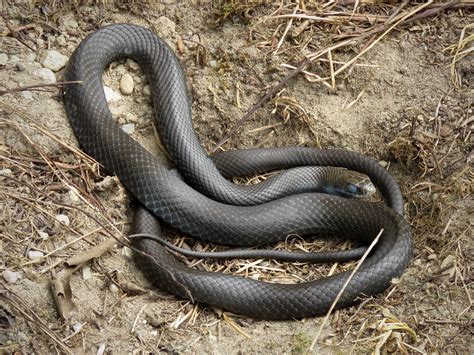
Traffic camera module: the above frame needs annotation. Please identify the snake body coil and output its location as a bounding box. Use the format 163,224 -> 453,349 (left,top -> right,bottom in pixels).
64,24 -> 412,319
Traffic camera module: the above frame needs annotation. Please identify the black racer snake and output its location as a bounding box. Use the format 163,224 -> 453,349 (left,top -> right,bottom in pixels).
63,24 -> 412,319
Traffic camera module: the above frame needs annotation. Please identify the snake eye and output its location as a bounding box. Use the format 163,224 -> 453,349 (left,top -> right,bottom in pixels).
347,183 -> 359,195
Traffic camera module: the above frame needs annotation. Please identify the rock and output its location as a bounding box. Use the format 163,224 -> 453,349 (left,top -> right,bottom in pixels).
55,214 -> 70,226
103,86 -> 121,103
121,246 -> 133,259
9,55 -> 20,63
38,231 -> 49,240
15,62 -> 26,71
21,91 -> 33,100
34,68 -> 56,83
142,85 -> 151,96
121,123 -> 135,135
28,250 -> 44,260
2,270 -> 21,283
120,73 -> 134,95
0,53 -> 8,66
72,323 -> 85,333
115,64 -> 127,75
39,50 -> 68,71
125,59 -> 140,71
56,35 -> 67,47
36,38 -> 45,48
109,283 -> 119,294
82,265 -> 92,280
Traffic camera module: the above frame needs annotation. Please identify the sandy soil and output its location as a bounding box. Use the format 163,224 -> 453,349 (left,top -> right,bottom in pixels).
0,2 -> 472,354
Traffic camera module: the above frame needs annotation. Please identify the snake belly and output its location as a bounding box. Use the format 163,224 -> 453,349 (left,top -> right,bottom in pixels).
63,24 -> 412,320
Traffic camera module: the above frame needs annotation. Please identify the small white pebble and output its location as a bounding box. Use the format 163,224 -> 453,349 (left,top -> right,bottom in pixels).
2,270 -> 21,283
121,123 -> 135,135
72,322 -> 84,333
119,73 -> 134,95
125,58 -> 140,71
82,265 -> 92,280
103,85 -> 121,103
28,250 -> 44,260
39,50 -> 68,71
379,160 -> 388,168
250,274 -> 260,280
55,214 -> 70,226
121,246 -> 133,259
38,230 -> 49,241
109,283 -> 119,294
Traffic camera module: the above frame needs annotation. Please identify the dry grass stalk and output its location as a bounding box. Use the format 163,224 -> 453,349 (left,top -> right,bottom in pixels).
308,229 -> 383,351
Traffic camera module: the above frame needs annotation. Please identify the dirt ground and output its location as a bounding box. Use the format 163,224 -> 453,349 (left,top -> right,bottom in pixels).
0,1 -> 472,354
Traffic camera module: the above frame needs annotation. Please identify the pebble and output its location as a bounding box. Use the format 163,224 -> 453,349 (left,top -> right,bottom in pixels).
15,62 -> 26,71
379,160 -> 388,168
121,123 -> 135,135
0,53 -> 8,66
120,73 -> 134,95
56,35 -> 67,47
72,322 -> 84,333
55,214 -> 70,226
126,59 -> 140,71
142,85 -> 151,96
82,265 -> 92,280
2,270 -> 21,283
21,91 -> 33,100
9,55 -> 20,63
121,246 -> 133,259
103,85 -> 121,103
39,50 -> 68,71
34,68 -> 56,83
38,230 -> 49,241
28,250 -> 44,260
109,283 -> 119,294
115,64 -> 127,76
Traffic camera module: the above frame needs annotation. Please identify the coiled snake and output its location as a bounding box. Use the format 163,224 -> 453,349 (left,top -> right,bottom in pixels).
63,24 -> 412,320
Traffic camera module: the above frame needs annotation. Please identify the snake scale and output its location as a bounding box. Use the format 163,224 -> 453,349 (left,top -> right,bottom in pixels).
63,24 -> 412,320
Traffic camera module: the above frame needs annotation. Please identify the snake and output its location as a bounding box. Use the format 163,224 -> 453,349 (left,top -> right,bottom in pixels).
63,24 -> 412,320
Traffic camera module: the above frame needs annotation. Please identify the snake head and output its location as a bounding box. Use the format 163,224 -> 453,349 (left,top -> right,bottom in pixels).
322,168 -> 376,198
